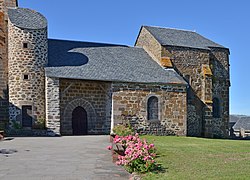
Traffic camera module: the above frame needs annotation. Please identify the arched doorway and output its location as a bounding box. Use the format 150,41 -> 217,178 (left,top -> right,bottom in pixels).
62,98 -> 96,135
72,106 -> 88,135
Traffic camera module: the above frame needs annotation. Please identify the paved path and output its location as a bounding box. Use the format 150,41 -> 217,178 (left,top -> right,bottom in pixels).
0,136 -> 130,180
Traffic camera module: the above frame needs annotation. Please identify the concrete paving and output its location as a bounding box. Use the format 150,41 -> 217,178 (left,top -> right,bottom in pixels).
0,136 -> 130,180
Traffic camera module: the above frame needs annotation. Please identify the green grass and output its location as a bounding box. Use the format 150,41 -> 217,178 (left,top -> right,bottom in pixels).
142,136 -> 250,180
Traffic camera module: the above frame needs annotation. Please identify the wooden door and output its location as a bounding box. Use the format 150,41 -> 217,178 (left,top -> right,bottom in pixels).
22,105 -> 32,127
72,106 -> 88,135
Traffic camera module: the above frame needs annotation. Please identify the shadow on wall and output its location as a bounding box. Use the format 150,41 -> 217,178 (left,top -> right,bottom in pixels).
172,66 -> 207,137
48,50 -> 89,67
47,39 -> 126,67
186,86 -> 205,137
3,102 -> 52,137
0,91 -> 9,130
187,80 -> 226,138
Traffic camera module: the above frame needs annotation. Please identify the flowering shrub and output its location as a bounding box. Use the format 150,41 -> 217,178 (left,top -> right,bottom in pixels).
112,133 -> 158,173
112,124 -> 134,136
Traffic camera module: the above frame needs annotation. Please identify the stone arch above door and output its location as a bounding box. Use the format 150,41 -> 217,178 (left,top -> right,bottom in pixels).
61,98 -> 96,135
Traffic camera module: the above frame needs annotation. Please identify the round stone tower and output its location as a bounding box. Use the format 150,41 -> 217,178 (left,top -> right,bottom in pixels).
8,8 -> 48,128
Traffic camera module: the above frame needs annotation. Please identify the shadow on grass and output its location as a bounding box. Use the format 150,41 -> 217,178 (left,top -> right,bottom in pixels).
194,136 -> 250,141
152,163 -> 167,174
150,153 -> 167,175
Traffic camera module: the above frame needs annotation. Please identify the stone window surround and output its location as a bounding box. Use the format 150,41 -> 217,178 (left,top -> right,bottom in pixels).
22,41 -> 29,49
146,94 -> 161,122
21,71 -> 33,81
147,96 -> 159,121
23,74 -> 29,80
62,97 -> 97,134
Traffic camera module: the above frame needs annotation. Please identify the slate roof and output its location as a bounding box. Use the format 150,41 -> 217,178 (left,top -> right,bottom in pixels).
46,39 -> 186,85
143,26 -> 226,50
233,117 -> 250,131
48,39 -> 126,67
230,114 -> 248,123
8,8 -> 47,29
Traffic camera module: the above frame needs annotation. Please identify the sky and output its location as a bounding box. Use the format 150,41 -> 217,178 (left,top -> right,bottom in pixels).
19,0 -> 250,115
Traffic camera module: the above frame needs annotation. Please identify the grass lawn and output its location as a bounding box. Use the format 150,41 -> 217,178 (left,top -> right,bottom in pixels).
142,136 -> 250,180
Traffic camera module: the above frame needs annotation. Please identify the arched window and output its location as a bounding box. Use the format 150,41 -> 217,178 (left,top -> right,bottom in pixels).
147,96 -> 159,120
212,98 -> 220,118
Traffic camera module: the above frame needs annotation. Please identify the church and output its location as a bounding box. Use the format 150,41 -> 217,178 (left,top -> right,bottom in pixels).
0,0 -> 230,137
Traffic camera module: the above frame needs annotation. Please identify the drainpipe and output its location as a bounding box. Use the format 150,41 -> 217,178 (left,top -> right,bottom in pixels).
110,92 -> 114,134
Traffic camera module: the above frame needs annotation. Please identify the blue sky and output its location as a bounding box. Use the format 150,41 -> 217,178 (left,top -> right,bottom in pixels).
19,0 -> 250,115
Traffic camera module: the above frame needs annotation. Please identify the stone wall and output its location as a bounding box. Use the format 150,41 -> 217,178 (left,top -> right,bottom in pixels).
59,79 -> 111,135
0,0 -> 17,17
161,46 -> 230,137
135,27 -> 162,63
162,46 -> 209,136
163,46 -> 210,98
45,76 -> 60,135
8,20 -> 47,128
210,48 -> 230,137
0,1 -> 11,123
112,83 -> 187,136
5,0 -> 17,8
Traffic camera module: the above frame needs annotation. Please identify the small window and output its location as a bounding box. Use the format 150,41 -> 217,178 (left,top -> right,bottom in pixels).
23,42 -> 28,49
212,97 -> 220,118
147,96 -> 159,121
23,74 -> 29,80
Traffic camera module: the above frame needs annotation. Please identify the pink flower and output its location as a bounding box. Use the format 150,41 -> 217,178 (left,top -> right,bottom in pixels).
113,134 -> 158,173
106,145 -> 112,150
149,144 -> 154,148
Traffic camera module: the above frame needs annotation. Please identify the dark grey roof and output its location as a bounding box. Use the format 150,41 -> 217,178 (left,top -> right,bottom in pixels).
46,39 -> 186,85
48,39 -> 126,67
230,114 -> 249,123
8,8 -> 47,29
233,117 -> 250,131
143,26 -> 226,50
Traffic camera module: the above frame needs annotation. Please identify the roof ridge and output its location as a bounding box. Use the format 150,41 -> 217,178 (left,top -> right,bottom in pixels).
71,46 -> 135,51
143,25 -> 227,50
48,38 -> 127,47
143,25 -> 196,33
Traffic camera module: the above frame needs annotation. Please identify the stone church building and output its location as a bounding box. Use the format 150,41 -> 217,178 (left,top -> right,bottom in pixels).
0,1 -> 230,137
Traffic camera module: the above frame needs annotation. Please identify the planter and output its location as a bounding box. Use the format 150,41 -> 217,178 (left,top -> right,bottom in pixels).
111,142 -> 125,163
110,134 -> 116,143
112,149 -> 125,163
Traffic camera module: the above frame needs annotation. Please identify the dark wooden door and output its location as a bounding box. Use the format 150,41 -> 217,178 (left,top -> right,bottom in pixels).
22,105 -> 32,127
72,106 -> 88,135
